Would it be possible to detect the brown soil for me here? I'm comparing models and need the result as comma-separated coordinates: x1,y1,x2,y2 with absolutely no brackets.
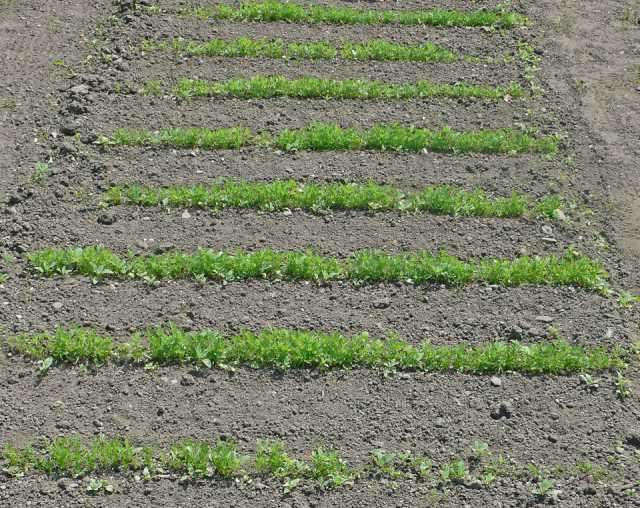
0,0,639,506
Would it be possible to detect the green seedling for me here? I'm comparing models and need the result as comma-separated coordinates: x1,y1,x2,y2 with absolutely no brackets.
144,37,464,63
26,246,607,290
616,371,632,400
87,478,114,494
32,162,50,183
172,76,524,101
618,291,640,310
210,1,528,28
108,123,560,155
103,181,562,219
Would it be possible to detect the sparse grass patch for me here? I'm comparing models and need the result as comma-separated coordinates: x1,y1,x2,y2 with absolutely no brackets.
142,38,464,63
7,326,626,374
3,436,153,477
167,440,248,478
32,162,50,183
172,76,524,101
105,123,559,155
102,181,561,219
26,246,606,289
189,1,528,28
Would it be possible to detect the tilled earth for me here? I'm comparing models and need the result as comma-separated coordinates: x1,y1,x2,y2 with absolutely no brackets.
0,0,639,506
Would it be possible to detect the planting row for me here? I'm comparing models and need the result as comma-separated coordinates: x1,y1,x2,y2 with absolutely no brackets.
159,1,528,28
102,181,562,218
26,247,606,289
4,434,614,498
163,76,523,100
143,37,489,63
7,326,627,374
103,124,559,154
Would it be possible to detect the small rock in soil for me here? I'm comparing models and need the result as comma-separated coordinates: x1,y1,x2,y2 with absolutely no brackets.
626,431,640,448
61,120,80,135
59,142,78,155
490,376,502,387
535,315,554,323
180,374,196,386
97,213,116,225
582,485,597,496
491,401,513,419
542,225,553,235
547,434,558,443
373,298,391,309
181,210,191,219
69,84,90,96
52,302,63,311
509,326,525,340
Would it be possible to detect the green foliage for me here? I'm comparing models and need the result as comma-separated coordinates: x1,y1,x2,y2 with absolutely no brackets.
255,440,307,478
167,440,248,478
103,181,560,219
310,448,355,488
32,162,50,183
107,123,559,155
9,326,626,375
111,126,255,149
274,123,559,155
26,246,607,290
211,1,527,28
172,76,524,100
8,327,113,365
5,436,153,477
145,37,463,63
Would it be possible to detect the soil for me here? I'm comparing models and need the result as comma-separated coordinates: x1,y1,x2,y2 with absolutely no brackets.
0,0,639,506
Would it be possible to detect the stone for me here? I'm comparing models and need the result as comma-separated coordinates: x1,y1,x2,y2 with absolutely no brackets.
490,376,502,387
52,302,63,311
491,401,513,419
97,212,116,225
180,374,196,386
181,210,191,219
373,298,391,309
535,315,554,323
69,84,90,96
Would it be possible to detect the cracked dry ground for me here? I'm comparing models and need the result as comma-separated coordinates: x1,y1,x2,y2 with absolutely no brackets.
1,0,639,506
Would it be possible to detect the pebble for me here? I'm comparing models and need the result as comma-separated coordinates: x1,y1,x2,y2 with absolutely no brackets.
490,376,502,387
373,298,391,309
541,237,557,243
491,401,513,420
547,434,558,443
97,212,116,225
59,142,78,155
52,302,63,311
542,225,553,235
180,374,196,386
181,210,191,219
69,84,90,96
535,315,554,323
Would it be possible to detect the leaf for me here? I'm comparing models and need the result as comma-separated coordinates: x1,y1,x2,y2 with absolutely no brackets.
40,357,54,373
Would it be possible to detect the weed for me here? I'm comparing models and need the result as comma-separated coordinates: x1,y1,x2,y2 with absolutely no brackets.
0,272,7,284
107,123,560,155
26,246,608,290
209,1,528,28
102,181,562,219
579,373,599,391
172,76,524,101
32,162,50,183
